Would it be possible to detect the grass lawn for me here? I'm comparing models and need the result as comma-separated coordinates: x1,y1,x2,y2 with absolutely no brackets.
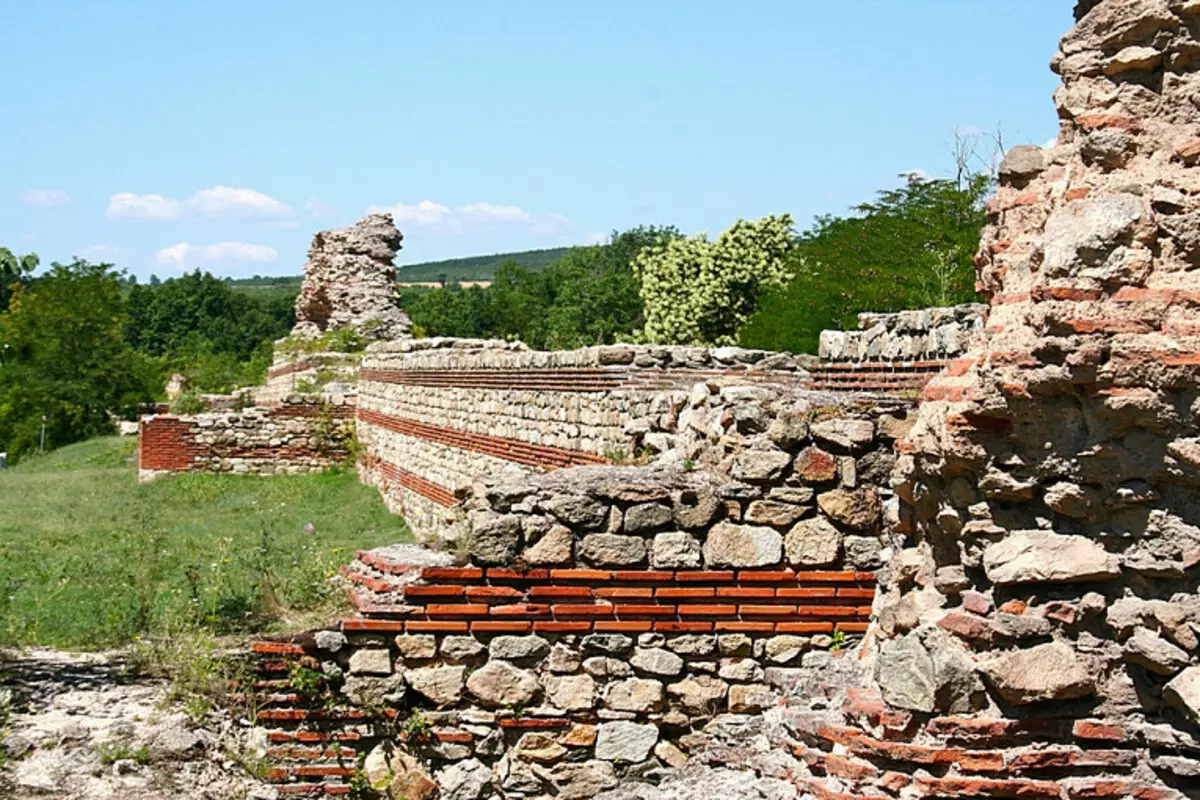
0,437,412,649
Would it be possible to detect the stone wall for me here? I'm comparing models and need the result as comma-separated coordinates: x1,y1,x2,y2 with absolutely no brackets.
817,303,987,363
250,390,911,798
137,400,354,482
355,338,817,545
798,2,1200,798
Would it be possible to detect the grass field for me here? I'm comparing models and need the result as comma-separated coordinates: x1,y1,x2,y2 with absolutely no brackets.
0,437,411,649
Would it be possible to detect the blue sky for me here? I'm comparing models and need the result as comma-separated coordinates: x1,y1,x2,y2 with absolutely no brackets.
2,1,1072,280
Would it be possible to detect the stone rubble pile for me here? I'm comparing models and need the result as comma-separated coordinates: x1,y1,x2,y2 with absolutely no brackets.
817,303,986,363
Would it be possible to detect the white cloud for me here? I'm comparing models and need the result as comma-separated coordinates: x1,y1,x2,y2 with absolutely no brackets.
108,192,183,220
367,199,575,238
899,168,931,181
585,232,608,245
155,241,278,269
107,186,292,221
22,189,70,207
187,186,293,219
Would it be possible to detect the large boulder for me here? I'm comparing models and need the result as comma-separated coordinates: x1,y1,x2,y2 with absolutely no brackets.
982,532,1120,585
982,642,1095,704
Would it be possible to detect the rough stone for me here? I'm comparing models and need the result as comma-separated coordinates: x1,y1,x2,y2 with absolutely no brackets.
547,643,582,673
542,673,597,711
513,732,568,763
468,514,522,565
817,488,881,531
348,648,392,676
998,145,1046,184
667,675,729,714
524,524,574,566
594,721,659,762
784,516,842,566
703,522,783,567
466,661,539,708
764,635,809,664
624,503,673,533
1164,667,1200,724
794,446,838,482
435,758,492,800
810,418,875,452
982,532,1120,584
630,647,685,677
651,532,703,568
406,666,467,706
394,634,437,660
731,449,793,482
666,635,718,656
440,636,487,661
580,533,647,566
605,678,664,713
583,633,633,656
542,495,609,529
983,642,1095,704
1124,628,1190,675
488,635,550,661
744,500,808,527
548,760,619,800
875,633,936,712
728,683,776,713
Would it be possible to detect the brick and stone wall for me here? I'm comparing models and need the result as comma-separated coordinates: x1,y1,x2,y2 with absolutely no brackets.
138,400,354,482
355,338,817,545
250,392,910,798
818,304,987,364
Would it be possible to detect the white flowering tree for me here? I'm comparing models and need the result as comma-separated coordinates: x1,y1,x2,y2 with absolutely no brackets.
633,214,795,345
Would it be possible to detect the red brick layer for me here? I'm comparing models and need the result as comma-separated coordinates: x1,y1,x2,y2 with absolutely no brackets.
356,407,609,470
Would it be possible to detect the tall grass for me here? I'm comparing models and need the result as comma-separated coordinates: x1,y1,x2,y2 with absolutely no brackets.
0,437,411,649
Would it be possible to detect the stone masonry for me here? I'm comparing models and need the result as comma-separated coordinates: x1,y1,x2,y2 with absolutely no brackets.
292,212,413,341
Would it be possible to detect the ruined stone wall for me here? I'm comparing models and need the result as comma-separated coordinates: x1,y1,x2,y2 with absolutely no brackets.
250,390,911,798
796,2,1200,798
355,338,816,544
818,303,987,363
137,400,354,481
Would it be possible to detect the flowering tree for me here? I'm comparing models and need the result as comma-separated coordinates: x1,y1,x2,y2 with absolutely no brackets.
633,214,795,345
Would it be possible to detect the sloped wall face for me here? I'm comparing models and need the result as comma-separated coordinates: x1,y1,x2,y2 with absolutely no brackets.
252,392,913,798
820,2,1200,797
353,338,815,544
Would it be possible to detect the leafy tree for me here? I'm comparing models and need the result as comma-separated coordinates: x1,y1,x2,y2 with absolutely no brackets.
0,260,157,462
738,172,989,354
634,215,795,345
0,248,38,312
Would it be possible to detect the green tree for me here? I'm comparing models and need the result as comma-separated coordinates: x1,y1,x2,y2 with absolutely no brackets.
634,215,795,346
0,248,39,312
738,172,989,354
0,260,157,462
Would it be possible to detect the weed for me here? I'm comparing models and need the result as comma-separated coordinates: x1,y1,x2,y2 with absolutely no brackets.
682,457,696,472
829,630,848,651
170,391,208,415
402,710,433,744
95,740,151,765
288,662,326,699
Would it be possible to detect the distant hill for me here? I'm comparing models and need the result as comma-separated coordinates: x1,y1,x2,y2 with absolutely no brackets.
226,247,574,297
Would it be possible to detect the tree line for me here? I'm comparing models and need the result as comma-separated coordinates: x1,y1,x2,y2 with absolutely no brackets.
0,165,991,463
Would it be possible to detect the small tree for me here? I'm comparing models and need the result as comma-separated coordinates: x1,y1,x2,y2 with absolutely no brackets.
0,247,38,312
633,215,795,345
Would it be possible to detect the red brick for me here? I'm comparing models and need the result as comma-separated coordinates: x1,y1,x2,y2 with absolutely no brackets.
425,604,490,617
656,587,715,598
777,621,834,634
465,586,524,600
716,587,776,599
551,604,615,616
530,586,593,598
593,621,654,632
613,570,674,581
794,571,858,582
824,754,880,782
1071,720,1127,742
614,604,676,617
421,567,483,581
252,642,306,655
715,621,775,633
432,730,473,744
403,585,468,597
736,569,795,582
470,621,532,633
836,622,869,633
938,611,993,642
533,621,592,632
961,591,992,615
595,587,654,598
1065,186,1091,201
549,569,611,581
997,599,1027,615
1077,114,1141,132
913,776,1061,799
798,605,857,617
778,587,836,599
1007,749,1136,770
1043,601,1077,624
674,570,735,582
498,717,573,729
837,587,876,600
678,604,737,617
1065,782,1137,800
739,604,798,617
488,603,551,616
655,621,713,632
405,621,469,633
340,619,405,632
487,568,549,580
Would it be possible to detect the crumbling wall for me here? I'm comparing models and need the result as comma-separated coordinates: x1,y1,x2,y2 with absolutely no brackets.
250,390,911,797
818,303,986,363
799,2,1200,798
138,400,354,481
292,212,413,341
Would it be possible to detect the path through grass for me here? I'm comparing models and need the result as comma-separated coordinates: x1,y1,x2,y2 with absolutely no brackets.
0,437,411,648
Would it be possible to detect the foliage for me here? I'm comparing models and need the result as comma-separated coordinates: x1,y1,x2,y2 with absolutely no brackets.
407,226,679,348
0,247,38,312
95,740,152,765
0,436,412,648
738,172,989,354
634,215,795,345
277,327,366,356
403,710,433,744
170,391,208,415
829,629,848,651
0,260,158,463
